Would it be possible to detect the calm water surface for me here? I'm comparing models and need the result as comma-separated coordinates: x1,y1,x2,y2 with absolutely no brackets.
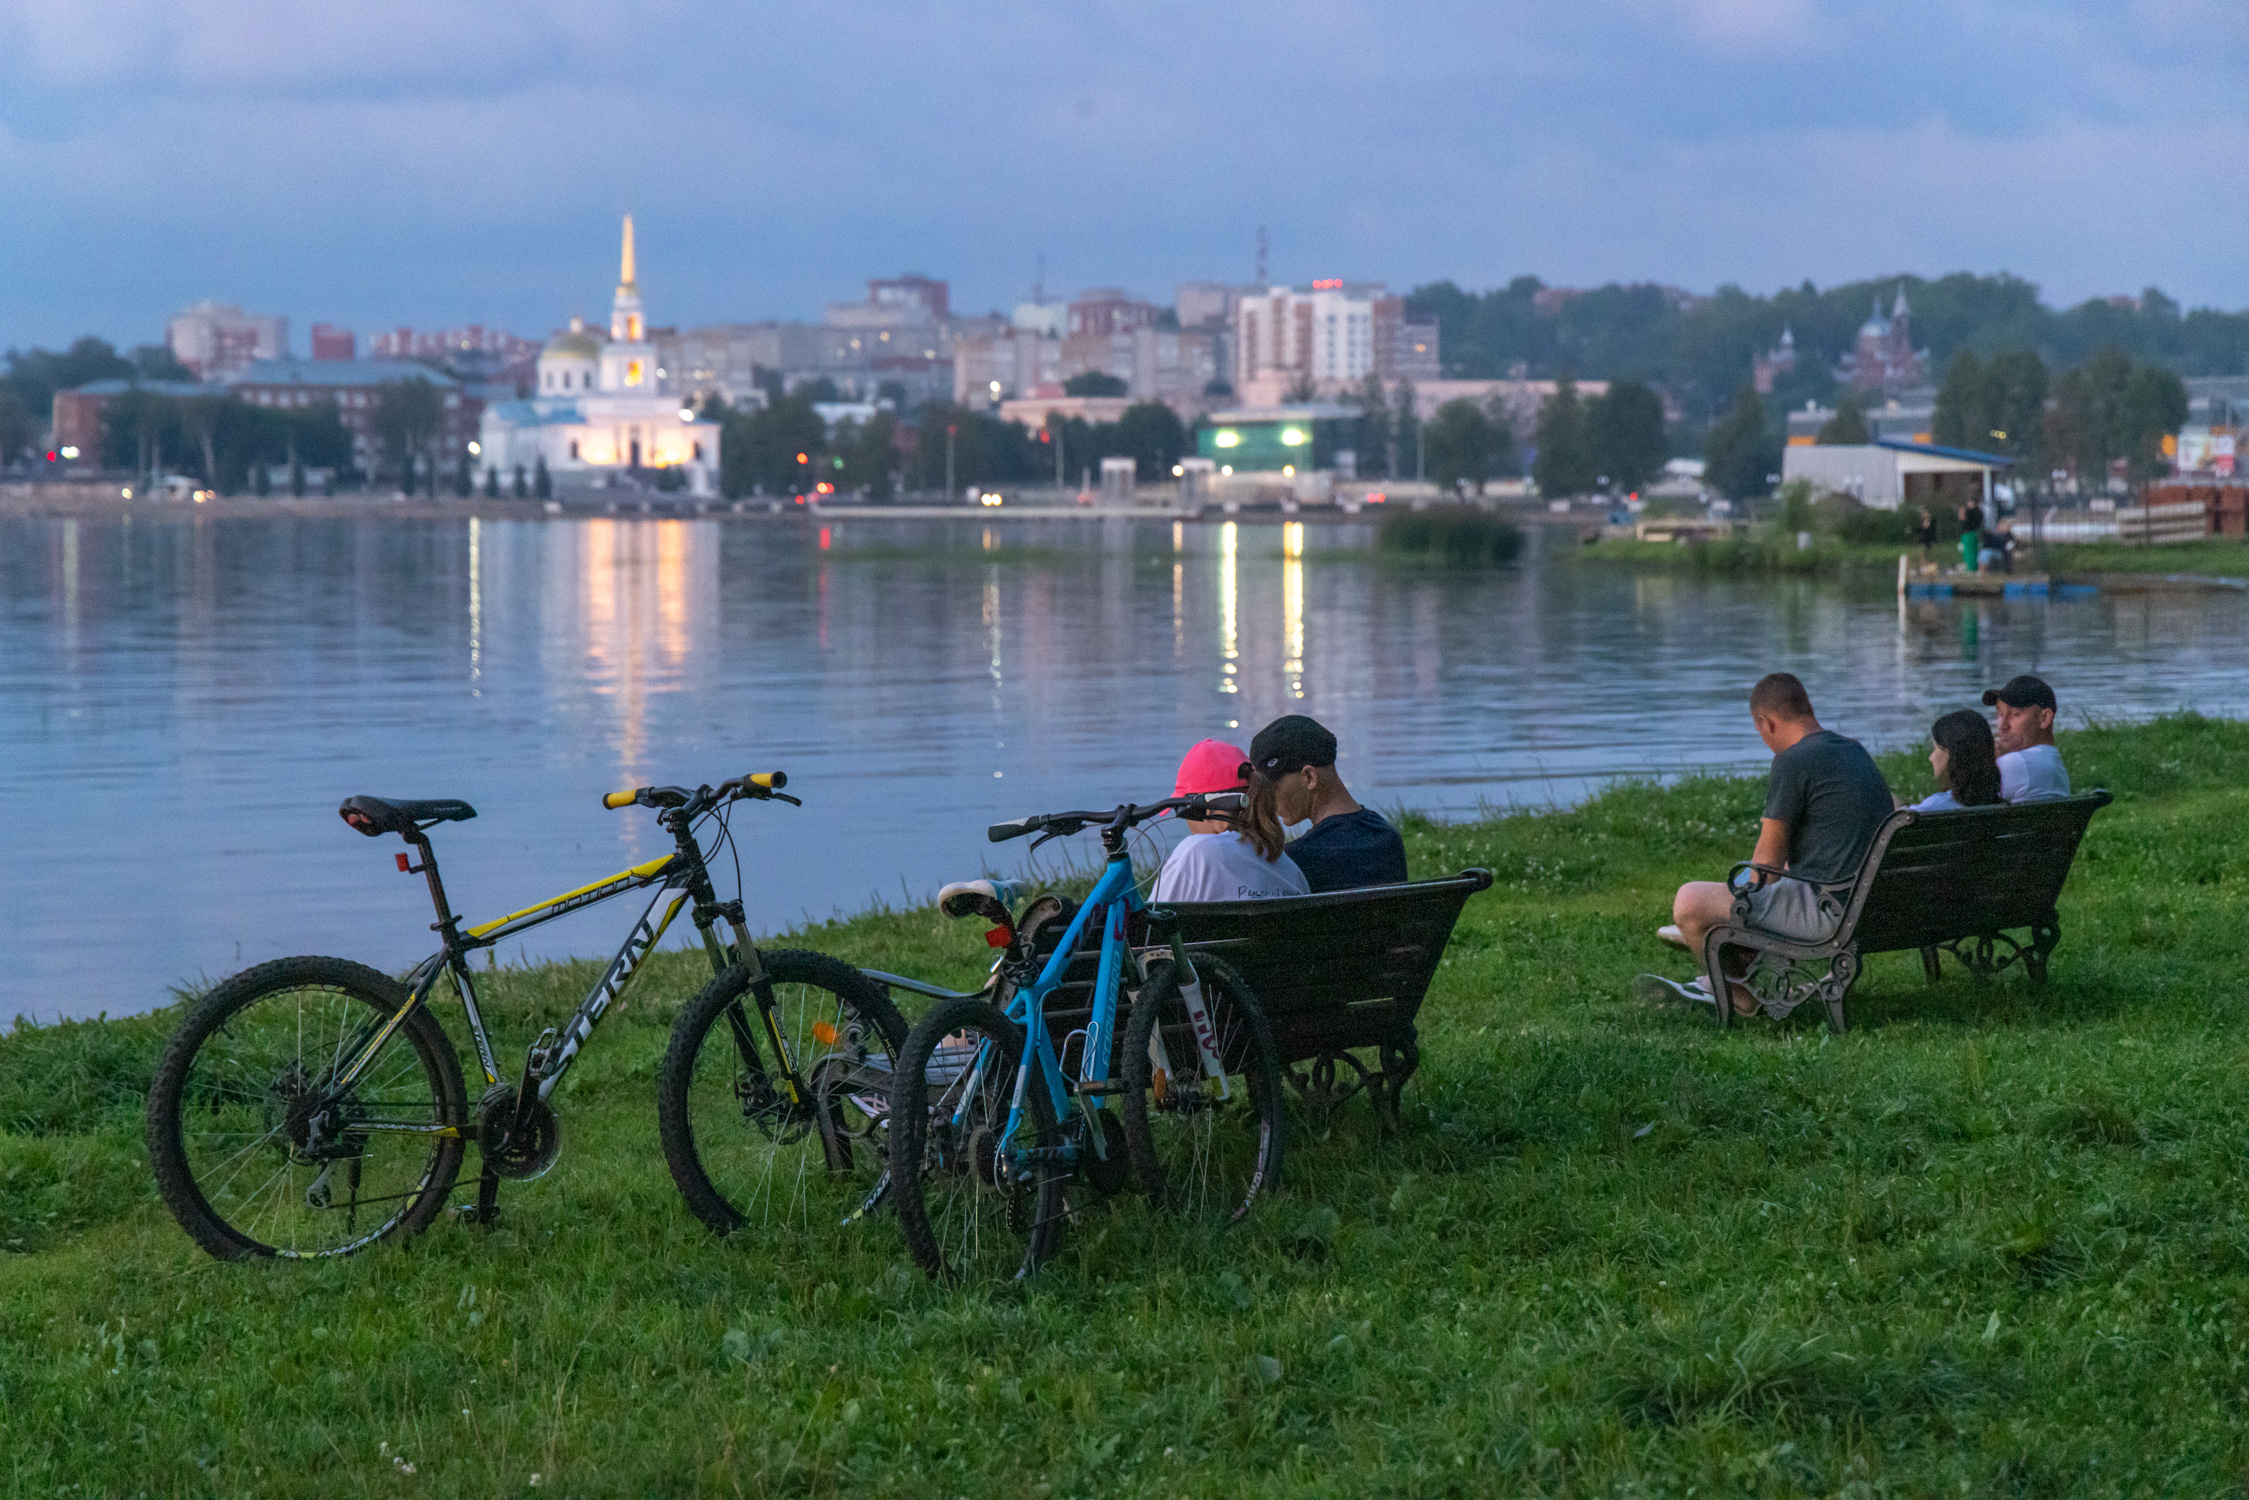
6,512,2244,1021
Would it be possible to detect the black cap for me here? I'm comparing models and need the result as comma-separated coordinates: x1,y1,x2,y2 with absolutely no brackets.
1248,715,1338,777
1982,674,2057,711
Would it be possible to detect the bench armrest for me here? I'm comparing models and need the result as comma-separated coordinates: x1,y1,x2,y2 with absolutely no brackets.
1726,861,1788,895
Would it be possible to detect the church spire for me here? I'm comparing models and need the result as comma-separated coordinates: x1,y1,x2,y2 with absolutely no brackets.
610,214,645,343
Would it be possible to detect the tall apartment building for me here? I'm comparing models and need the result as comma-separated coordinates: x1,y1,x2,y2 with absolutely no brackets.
1235,283,1439,397
168,301,288,380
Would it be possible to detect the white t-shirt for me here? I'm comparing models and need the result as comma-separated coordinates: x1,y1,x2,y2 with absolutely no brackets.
1998,743,2071,804
1151,831,1309,903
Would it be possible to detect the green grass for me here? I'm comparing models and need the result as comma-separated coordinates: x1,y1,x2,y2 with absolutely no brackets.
1577,530,2249,580
8,716,2249,1495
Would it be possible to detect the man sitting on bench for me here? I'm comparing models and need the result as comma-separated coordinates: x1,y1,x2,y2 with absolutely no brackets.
1248,714,1407,893
1985,674,2071,803
1638,672,1892,1016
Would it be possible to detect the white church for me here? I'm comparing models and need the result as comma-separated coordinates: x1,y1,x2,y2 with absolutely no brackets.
478,217,722,496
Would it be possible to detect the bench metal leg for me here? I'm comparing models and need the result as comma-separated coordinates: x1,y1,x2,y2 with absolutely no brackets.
1920,945,1942,984
1368,1032,1419,1126
2025,913,2060,986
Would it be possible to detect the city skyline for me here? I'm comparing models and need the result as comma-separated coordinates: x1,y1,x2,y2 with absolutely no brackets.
3,1,2245,349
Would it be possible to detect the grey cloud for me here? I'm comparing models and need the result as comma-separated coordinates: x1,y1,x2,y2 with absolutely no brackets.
2,0,2245,348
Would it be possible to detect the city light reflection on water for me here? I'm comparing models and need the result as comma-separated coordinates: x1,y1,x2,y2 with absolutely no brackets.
6,511,2249,1021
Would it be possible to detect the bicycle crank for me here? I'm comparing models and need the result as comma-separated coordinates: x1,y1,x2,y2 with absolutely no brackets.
475,1083,562,1181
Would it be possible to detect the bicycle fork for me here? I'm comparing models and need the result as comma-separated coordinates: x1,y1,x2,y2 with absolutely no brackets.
1144,931,1231,1103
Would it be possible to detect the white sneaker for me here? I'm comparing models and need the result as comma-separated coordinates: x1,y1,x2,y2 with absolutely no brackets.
1632,973,1714,1009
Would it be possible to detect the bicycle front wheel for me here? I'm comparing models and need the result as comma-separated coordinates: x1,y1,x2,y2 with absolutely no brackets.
1120,954,1284,1223
889,996,1067,1283
146,956,468,1260
657,949,908,1236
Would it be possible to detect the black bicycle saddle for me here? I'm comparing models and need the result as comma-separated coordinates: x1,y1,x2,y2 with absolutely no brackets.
339,795,479,837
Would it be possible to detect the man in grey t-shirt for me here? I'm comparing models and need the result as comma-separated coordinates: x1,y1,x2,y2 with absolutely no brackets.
1638,672,1892,1017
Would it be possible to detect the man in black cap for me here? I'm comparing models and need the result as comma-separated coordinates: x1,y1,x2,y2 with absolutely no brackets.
1984,674,2071,803
1246,714,1408,892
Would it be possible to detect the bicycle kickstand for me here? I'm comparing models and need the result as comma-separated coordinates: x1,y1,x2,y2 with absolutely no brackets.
453,1163,503,1229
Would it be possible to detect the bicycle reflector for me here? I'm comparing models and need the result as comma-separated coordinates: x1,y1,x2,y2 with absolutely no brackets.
811,1021,839,1046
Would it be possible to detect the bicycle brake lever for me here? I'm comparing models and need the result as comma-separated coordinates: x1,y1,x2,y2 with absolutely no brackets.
1028,829,1066,854
770,792,803,807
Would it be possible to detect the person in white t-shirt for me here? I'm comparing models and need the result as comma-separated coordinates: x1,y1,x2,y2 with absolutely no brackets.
1983,674,2072,803
1151,738,1308,904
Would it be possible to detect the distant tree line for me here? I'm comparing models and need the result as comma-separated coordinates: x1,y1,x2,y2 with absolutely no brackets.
1408,273,2248,432
0,335,481,495
1694,343,2191,503
715,384,1192,499
0,336,193,468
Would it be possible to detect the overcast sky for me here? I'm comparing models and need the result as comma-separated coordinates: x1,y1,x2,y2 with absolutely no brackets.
3,0,2244,352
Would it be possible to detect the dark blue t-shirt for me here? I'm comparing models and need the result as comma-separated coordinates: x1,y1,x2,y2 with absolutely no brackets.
1286,809,1408,893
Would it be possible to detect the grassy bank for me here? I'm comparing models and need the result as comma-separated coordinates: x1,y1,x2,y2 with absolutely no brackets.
1577,529,2249,580
7,717,2249,1496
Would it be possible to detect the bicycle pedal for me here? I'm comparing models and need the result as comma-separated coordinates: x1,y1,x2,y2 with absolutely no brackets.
450,1202,501,1226
524,1027,559,1077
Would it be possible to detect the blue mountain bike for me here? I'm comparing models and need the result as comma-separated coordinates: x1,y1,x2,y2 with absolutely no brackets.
887,792,1285,1283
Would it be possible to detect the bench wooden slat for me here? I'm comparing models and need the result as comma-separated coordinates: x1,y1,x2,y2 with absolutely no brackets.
1027,869,1493,1112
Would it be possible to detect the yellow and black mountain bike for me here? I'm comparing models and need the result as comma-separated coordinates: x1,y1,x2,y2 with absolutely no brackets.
145,773,904,1260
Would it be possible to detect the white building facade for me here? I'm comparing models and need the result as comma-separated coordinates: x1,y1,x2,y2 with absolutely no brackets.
1235,283,1380,392
477,216,722,495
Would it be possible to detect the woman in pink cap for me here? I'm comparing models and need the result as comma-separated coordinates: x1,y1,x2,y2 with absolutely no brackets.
1150,738,1308,903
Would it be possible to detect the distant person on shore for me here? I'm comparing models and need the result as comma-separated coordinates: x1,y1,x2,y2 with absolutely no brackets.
1985,675,2071,803
1916,508,1937,568
1905,709,2005,812
1246,715,1407,892
1637,673,1893,1017
1958,498,1985,572
1151,739,1307,903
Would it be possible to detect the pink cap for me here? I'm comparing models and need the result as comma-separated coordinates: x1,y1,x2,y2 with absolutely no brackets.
1173,739,1249,797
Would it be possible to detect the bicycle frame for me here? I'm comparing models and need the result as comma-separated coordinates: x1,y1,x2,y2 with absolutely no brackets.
957,844,1227,1178
325,809,798,1143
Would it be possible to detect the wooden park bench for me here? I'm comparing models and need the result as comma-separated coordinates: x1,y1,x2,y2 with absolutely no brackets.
1699,792,2112,1032
1031,870,1495,1121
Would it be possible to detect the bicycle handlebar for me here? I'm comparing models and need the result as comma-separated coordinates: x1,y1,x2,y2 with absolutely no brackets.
601,772,798,813
986,789,1246,843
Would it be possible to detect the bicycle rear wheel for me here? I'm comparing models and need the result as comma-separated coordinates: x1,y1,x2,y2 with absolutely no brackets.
146,956,468,1260
658,949,908,1236
1120,954,1284,1223
889,996,1067,1283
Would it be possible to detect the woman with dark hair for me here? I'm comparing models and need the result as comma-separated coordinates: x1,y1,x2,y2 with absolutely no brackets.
1151,739,1306,902
1909,708,2003,811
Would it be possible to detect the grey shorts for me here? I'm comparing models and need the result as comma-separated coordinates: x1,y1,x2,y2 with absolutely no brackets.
1740,876,1843,943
